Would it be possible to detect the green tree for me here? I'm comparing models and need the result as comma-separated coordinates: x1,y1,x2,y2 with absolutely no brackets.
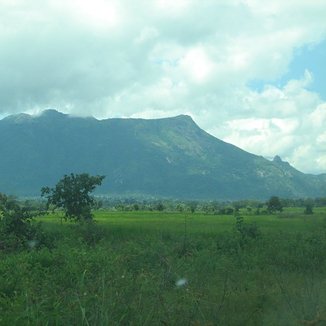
156,202,164,211
41,173,105,221
266,196,283,214
0,193,48,251
304,200,314,215
189,201,197,213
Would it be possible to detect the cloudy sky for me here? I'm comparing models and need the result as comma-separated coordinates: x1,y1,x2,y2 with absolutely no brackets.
1,0,326,173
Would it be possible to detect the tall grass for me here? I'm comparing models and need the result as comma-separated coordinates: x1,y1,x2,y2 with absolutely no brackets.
1,210,326,325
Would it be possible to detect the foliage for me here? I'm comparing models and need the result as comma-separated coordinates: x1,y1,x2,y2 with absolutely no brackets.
235,215,260,247
73,220,105,246
189,201,197,213
95,196,326,213
218,207,234,215
0,193,49,252
304,200,314,215
2,210,326,325
266,196,283,213
155,202,165,211
41,173,105,221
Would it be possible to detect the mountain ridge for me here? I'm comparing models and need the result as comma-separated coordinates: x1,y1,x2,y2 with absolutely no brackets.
0,110,325,199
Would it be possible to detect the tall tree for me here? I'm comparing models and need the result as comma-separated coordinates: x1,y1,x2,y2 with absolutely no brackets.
41,173,105,221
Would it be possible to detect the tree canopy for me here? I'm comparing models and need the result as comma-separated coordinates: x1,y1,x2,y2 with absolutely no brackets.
41,173,105,221
266,196,283,214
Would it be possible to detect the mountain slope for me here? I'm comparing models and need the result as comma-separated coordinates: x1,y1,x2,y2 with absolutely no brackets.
0,110,325,199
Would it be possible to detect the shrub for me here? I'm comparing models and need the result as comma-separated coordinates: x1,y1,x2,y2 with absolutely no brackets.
74,220,105,246
235,215,261,247
0,193,51,252
304,203,314,215
156,202,164,211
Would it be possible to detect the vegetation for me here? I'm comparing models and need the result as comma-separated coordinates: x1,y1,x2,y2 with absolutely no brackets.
266,195,283,213
1,203,326,324
1,109,326,324
0,193,49,252
304,200,314,215
41,173,105,221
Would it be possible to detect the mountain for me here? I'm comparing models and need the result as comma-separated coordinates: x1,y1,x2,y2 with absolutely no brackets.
0,109,325,199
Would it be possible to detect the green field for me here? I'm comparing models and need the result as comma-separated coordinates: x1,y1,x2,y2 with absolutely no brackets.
1,209,326,325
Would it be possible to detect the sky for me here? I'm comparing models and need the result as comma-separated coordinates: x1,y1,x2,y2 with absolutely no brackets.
1,0,326,174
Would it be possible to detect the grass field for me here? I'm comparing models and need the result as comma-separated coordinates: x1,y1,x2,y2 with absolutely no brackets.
1,209,326,325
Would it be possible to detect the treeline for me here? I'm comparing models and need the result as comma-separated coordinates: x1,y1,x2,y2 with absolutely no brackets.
3,195,326,215
95,196,326,214
280,197,326,207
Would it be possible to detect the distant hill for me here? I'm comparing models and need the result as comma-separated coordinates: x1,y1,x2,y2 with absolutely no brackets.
0,109,325,199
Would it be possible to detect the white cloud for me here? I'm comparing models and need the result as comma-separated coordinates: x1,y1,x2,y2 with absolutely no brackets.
310,103,326,128
134,27,159,44
63,0,123,30
215,74,326,173
317,132,326,145
1,0,326,173
156,0,193,13
181,47,216,83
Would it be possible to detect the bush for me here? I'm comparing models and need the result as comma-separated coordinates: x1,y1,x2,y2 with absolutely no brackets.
235,215,261,247
304,203,314,215
0,193,51,252
156,202,164,211
74,220,105,246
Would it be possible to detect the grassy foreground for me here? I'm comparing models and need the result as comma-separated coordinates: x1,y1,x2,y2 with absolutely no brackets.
1,209,326,325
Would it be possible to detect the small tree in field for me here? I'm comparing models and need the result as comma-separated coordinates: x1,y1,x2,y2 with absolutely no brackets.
304,200,314,215
41,173,105,221
266,196,283,214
